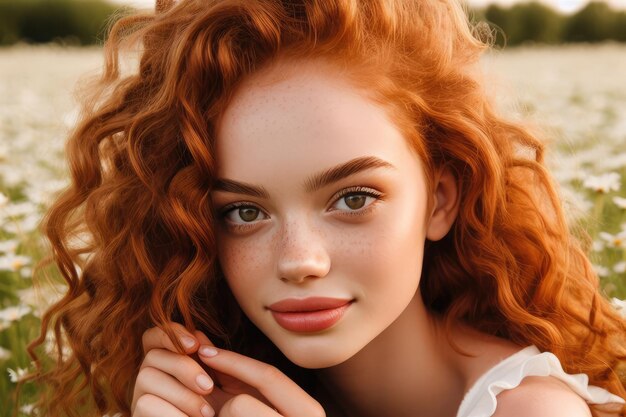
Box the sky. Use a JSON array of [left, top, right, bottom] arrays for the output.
[[109, 0, 626, 14]]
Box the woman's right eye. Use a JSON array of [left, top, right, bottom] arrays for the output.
[[221, 204, 268, 225]]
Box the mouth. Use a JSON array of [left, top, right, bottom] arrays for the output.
[[268, 299, 354, 333]]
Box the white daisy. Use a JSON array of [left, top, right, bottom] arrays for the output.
[[592, 264, 610, 277], [3, 213, 42, 234], [0, 239, 19, 253], [582, 172, 621, 193], [611, 298, 626, 319], [599, 231, 626, 249], [0, 253, 31, 271], [20, 266, 32, 279], [613, 196, 626, 209], [591, 240, 605, 252], [19, 403, 36, 415], [7, 367, 29, 383], [614, 261, 626, 274], [0, 305, 31, 322]]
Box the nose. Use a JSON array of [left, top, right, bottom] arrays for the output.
[[276, 218, 331, 283]]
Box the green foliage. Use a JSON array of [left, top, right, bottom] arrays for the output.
[[564, 1, 617, 42], [0, 0, 123, 46], [481, 1, 626, 47], [515, 2, 563, 44], [486, 2, 564, 46], [484, 4, 511, 46], [614, 12, 626, 41]]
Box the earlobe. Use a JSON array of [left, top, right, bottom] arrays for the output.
[[426, 167, 460, 241]]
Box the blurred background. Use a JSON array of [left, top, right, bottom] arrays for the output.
[[1, 0, 626, 46], [1, 0, 625, 416]]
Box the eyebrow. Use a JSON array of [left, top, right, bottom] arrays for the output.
[[213, 156, 395, 198]]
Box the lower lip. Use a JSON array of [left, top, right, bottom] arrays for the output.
[[270, 301, 353, 333]]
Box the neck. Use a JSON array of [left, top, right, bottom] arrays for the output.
[[313, 293, 467, 417]]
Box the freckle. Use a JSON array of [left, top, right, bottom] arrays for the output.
[[361, 241, 373, 256]]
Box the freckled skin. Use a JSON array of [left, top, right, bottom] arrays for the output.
[[212, 59, 431, 369]]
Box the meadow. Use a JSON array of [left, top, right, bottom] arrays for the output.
[[0, 43, 625, 415]]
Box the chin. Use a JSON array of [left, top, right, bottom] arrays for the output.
[[283, 349, 352, 369], [268, 333, 363, 369]]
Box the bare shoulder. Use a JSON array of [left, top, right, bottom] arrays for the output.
[[492, 376, 592, 417]]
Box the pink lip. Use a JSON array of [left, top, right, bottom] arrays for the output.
[[268, 297, 354, 333], [268, 297, 353, 312]]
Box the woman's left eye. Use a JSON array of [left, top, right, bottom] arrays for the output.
[[331, 187, 383, 213]]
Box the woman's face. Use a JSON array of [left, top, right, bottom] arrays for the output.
[[212, 60, 448, 369]]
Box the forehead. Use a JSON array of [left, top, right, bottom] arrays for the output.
[[214, 60, 414, 181]]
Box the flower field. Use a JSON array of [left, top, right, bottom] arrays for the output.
[[1, 43, 625, 415]]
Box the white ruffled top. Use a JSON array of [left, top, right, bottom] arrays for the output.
[[456, 345, 626, 417]]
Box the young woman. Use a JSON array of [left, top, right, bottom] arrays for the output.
[[24, 0, 626, 416]]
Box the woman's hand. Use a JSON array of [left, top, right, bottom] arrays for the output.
[[131, 323, 326, 417], [131, 322, 217, 417], [193, 331, 325, 417]]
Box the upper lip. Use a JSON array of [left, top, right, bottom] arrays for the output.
[[268, 297, 353, 312]]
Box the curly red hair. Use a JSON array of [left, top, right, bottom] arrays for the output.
[[20, 0, 626, 416]]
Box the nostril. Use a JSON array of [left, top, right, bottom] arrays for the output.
[[280, 275, 307, 284]]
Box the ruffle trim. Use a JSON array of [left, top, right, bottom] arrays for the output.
[[456, 345, 626, 417]]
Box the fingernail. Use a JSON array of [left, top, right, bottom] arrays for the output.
[[181, 336, 196, 348], [201, 404, 214, 417], [199, 345, 218, 357], [196, 374, 213, 390]]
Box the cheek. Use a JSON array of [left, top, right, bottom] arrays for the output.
[[342, 201, 427, 298], [217, 234, 270, 301]]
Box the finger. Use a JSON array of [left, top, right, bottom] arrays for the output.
[[193, 330, 215, 347], [192, 331, 224, 387], [132, 366, 215, 417], [198, 346, 324, 417], [140, 348, 215, 395], [218, 394, 281, 417], [142, 323, 198, 355], [132, 393, 190, 417]]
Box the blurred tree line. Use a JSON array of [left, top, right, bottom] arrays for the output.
[[0, 0, 625, 46], [473, 1, 626, 46], [0, 0, 122, 45]]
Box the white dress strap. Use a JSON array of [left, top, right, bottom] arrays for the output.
[[456, 345, 626, 417]]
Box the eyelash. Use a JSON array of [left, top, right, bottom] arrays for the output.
[[331, 186, 383, 216], [219, 186, 384, 232]]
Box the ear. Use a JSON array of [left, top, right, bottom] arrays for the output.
[[426, 167, 460, 241]]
